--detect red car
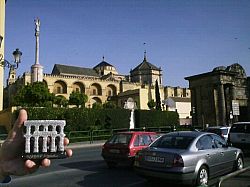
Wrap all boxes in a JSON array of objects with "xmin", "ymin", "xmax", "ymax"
[{"xmin": 101, "ymin": 131, "xmax": 159, "ymax": 168}]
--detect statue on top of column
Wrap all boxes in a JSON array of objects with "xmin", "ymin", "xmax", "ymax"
[{"xmin": 34, "ymin": 18, "xmax": 40, "ymax": 33}]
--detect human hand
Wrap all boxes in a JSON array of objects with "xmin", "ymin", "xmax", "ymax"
[{"xmin": 0, "ymin": 109, "xmax": 73, "ymax": 178}]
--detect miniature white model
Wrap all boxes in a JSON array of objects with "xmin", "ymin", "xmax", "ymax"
[{"xmin": 23, "ymin": 120, "xmax": 66, "ymax": 159}]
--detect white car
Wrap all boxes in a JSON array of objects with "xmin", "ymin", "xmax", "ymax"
[
  {"xmin": 205, "ymin": 126, "xmax": 231, "ymax": 142},
  {"xmin": 228, "ymin": 122, "xmax": 250, "ymax": 152}
]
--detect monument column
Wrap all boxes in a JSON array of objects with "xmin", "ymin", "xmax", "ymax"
[{"xmin": 31, "ymin": 18, "xmax": 43, "ymax": 83}]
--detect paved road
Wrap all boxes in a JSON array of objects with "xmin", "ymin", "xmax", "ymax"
[{"xmin": 9, "ymin": 141, "xmax": 250, "ymax": 187}]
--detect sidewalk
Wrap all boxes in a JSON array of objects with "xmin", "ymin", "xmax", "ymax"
[{"xmin": 67, "ymin": 140, "xmax": 106, "ymax": 149}]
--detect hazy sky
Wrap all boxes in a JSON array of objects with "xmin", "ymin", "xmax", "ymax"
[{"xmin": 4, "ymin": 0, "xmax": 250, "ymax": 87}]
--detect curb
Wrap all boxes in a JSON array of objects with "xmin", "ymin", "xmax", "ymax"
[{"xmin": 217, "ymin": 166, "xmax": 250, "ymax": 187}]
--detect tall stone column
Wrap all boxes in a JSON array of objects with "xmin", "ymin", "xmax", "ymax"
[
  {"xmin": 31, "ymin": 18, "xmax": 43, "ymax": 83},
  {"xmin": 218, "ymin": 84, "xmax": 226, "ymax": 125}
]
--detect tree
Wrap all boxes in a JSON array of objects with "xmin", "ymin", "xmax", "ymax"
[
  {"xmin": 14, "ymin": 82, "xmax": 55, "ymax": 107},
  {"xmin": 155, "ymin": 80, "xmax": 162, "ymax": 110},
  {"xmin": 92, "ymin": 102, "xmax": 103, "ymax": 109},
  {"xmin": 68, "ymin": 91, "xmax": 88, "ymax": 108},
  {"xmin": 103, "ymin": 101, "xmax": 116, "ymax": 109},
  {"xmin": 54, "ymin": 95, "xmax": 68, "ymax": 107},
  {"xmin": 147, "ymin": 99, "xmax": 156, "ymax": 110}
]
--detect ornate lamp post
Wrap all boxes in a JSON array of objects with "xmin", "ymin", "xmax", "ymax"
[
  {"xmin": 0, "ymin": 38, "xmax": 22, "ymax": 108},
  {"xmin": 0, "ymin": 48, "xmax": 22, "ymax": 69}
]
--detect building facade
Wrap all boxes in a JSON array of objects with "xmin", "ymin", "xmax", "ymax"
[
  {"xmin": 0, "ymin": 0, "xmax": 6, "ymax": 111},
  {"xmin": 5, "ymin": 55, "xmax": 168, "ymax": 110},
  {"xmin": 185, "ymin": 63, "xmax": 250, "ymax": 128}
]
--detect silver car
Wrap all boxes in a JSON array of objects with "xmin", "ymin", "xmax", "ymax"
[{"xmin": 134, "ymin": 131, "xmax": 244, "ymax": 186}]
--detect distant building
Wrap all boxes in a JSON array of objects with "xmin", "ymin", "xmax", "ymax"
[
  {"xmin": 185, "ymin": 63, "xmax": 250, "ymax": 128},
  {"xmin": 4, "ymin": 52, "xmax": 191, "ymax": 124},
  {"xmin": 164, "ymin": 97, "xmax": 191, "ymax": 125}
]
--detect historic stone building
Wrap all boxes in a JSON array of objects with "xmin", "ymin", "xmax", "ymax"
[
  {"xmin": 4, "ymin": 52, "xmax": 191, "ymax": 113},
  {"xmin": 185, "ymin": 63, "xmax": 249, "ymax": 128},
  {"xmin": 4, "ymin": 54, "xmax": 167, "ymax": 109}
]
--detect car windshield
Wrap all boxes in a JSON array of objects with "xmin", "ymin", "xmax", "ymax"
[
  {"xmin": 206, "ymin": 128, "xmax": 221, "ymax": 135},
  {"xmin": 107, "ymin": 134, "xmax": 132, "ymax": 144},
  {"xmin": 231, "ymin": 124, "xmax": 250, "ymax": 133},
  {"xmin": 151, "ymin": 135, "xmax": 195, "ymax": 149}
]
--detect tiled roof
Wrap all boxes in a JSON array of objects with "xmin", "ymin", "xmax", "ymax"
[
  {"xmin": 94, "ymin": 61, "xmax": 113, "ymax": 69},
  {"xmin": 51, "ymin": 64, "xmax": 99, "ymax": 77},
  {"xmin": 131, "ymin": 58, "xmax": 160, "ymax": 72}
]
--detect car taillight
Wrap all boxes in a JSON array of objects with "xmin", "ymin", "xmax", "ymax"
[{"xmin": 173, "ymin": 154, "xmax": 184, "ymax": 167}]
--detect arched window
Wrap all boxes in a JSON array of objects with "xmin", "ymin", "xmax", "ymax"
[{"xmin": 54, "ymin": 80, "xmax": 67, "ymax": 94}]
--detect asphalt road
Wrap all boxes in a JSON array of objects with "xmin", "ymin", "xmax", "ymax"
[{"xmin": 9, "ymin": 143, "xmax": 250, "ymax": 187}]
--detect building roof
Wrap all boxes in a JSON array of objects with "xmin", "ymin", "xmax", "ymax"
[
  {"xmin": 94, "ymin": 60, "xmax": 114, "ymax": 69},
  {"xmin": 51, "ymin": 64, "xmax": 99, "ymax": 77},
  {"xmin": 131, "ymin": 57, "xmax": 161, "ymax": 72},
  {"xmin": 185, "ymin": 63, "xmax": 245, "ymax": 80}
]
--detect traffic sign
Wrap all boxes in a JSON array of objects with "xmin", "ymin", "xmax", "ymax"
[{"xmin": 232, "ymin": 100, "xmax": 240, "ymax": 115}]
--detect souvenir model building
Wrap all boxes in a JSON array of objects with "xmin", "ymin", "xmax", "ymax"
[{"xmin": 23, "ymin": 120, "xmax": 66, "ymax": 159}]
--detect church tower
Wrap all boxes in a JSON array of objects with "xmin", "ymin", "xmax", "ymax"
[
  {"xmin": 130, "ymin": 51, "xmax": 162, "ymax": 86},
  {"xmin": 7, "ymin": 66, "xmax": 16, "ymax": 85},
  {"xmin": 31, "ymin": 18, "xmax": 43, "ymax": 83}
]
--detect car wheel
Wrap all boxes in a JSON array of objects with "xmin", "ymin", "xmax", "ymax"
[
  {"xmin": 106, "ymin": 161, "xmax": 117, "ymax": 169},
  {"xmin": 234, "ymin": 156, "xmax": 244, "ymax": 171},
  {"xmin": 196, "ymin": 165, "xmax": 209, "ymax": 186}
]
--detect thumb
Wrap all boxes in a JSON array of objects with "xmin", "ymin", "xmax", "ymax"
[{"xmin": 13, "ymin": 109, "xmax": 28, "ymax": 131}]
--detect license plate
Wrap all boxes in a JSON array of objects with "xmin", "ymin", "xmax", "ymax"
[
  {"xmin": 109, "ymin": 149, "xmax": 120, "ymax": 153},
  {"xmin": 145, "ymin": 156, "xmax": 164, "ymax": 163}
]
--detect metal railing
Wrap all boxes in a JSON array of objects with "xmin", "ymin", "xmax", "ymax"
[
  {"xmin": 0, "ymin": 125, "xmax": 199, "ymax": 145},
  {"xmin": 66, "ymin": 126, "xmax": 178, "ymax": 144}
]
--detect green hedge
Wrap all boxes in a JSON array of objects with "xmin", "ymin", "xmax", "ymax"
[
  {"xmin": 17, "ymin": 108, "xmax": 179, "ymax": 132},
  {"xmin": 135, "ymin": 110, "xmax": 179, "ymax": 128}
]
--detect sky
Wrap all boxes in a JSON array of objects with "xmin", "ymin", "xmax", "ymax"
[{"xmin": 4, "ymin": 0, "xmax": 250, "ymax": 88}]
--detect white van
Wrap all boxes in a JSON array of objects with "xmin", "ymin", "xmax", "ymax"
[{"xmin": 228, "ymin": 122, "xmax": 250, "ymax": 152}]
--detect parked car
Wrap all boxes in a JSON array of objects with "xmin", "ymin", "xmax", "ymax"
[
  {"xmin": 134, "ymin": 131, "xmax": 244, "ymax": 186},
  {"xmin": 101, "ymin": 131, "xmax": 158, "ymax": 168},
  {"xmin": 228, "ymin": 122, "xmax": 250, "ymax": 152},
  {"xmin": 204, "ymin": 126, "xmax": 231, "ymax": 141}
]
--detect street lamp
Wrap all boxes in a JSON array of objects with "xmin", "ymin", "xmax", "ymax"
[{"xmin": 0, "ymin": 48, "xmax": 22, "ymax": 69}]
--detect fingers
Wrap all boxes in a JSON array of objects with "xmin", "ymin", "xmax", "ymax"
[
  {"xmin": 65, "ymin": 148, "xmax": 73, "ymax": 157},
  {"xmin": 25, "ymin": 158, "xmax": 51, "ymax": 171},
  {"xmin": 14, "ymin": 109, "xmax": 28, "ymax": 130},
  {"xmin": 25, "ymin": 160, "xmax": 36, "ymax": 168},
  {"xmin": 64, "ymin": 137, "xmax": 73, "ymax": 157},
  {"xmin": 64, "ymin": 137, "xmax": 69, "ymax": 146},
  {"xmin": 41, "ymin": 158, "xmax": 51, "ymax": 167}
]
